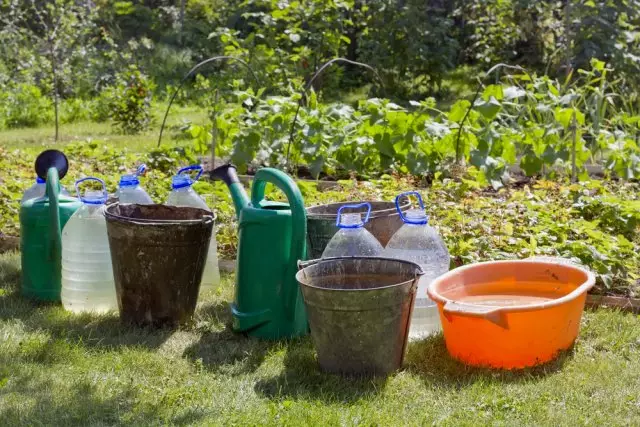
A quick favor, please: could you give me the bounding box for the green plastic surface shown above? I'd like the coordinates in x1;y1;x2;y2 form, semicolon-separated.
20;167;81;301
228;168;308;339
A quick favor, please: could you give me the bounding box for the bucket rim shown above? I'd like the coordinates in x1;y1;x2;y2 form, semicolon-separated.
104;202;216;225
306;200;412;219
296;256;424;293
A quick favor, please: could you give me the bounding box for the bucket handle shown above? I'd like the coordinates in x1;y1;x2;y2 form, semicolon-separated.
395;191;425;222
177;165;203;182
75;177;108;202
336;202;371;227
442;301;509;329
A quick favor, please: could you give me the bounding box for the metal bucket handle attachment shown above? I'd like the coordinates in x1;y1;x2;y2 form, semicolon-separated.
177;165;204;182
336;202;372;227
75;177;108;204
251;168;307;317
395;191;428;224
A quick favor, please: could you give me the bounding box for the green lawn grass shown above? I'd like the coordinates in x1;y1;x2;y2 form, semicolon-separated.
0;103;207;150
1;251;639;426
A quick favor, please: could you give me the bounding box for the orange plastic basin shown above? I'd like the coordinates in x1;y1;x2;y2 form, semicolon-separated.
427;260;595;369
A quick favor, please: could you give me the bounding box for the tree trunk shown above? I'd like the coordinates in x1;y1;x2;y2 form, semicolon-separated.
210;90;219;171
564;0;572;77
179;0;185;45
51;52;59;142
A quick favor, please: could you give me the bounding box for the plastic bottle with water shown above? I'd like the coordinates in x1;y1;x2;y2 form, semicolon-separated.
321;203;384;258
165;165;220;291
61;177;118;313
21;176;70;203
116;164;153;204
384;191;450;339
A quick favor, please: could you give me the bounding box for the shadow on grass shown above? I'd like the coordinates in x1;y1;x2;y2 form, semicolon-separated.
404;333;574;388
254;338;387;403
0;369;205;425
183;301;282;375
0;252;173;353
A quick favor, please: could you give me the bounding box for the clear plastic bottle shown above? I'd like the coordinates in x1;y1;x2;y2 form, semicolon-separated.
21;176;70;203
116;164;153;204
384;191;450;339
165;165;220;291
61;177;118;313
322;202;384;258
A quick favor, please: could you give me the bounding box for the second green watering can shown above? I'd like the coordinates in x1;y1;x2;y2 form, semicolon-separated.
212;164;308;339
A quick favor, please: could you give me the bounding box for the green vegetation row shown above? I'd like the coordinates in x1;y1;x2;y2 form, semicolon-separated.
1;141;638;297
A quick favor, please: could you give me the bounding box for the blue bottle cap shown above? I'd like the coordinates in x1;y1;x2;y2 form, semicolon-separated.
119;174;140;188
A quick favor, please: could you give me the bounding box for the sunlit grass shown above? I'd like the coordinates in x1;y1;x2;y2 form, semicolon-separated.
1;251;639;425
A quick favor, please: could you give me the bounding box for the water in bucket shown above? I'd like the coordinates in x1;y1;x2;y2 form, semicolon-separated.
165;165;220;291
21;176;70;203
116;164;153;204
61;177;118;313
384;191;450;339
321;202;384;258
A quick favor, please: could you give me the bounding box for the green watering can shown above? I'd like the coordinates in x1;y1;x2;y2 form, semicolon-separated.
20;150;81;301
212;164;308;339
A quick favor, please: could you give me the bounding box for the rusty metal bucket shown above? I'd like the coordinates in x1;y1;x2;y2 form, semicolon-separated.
296;257;423;376
306;200;411;259
104;203;214;327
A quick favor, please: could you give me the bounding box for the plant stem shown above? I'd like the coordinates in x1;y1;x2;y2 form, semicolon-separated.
571;110;577;182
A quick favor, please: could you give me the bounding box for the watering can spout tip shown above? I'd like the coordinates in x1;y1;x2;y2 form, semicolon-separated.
210;163;249;215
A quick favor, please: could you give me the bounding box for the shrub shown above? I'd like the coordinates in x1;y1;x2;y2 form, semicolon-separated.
89;88;114;123
109;65;154;134
0;83;53;128
61;98;90;124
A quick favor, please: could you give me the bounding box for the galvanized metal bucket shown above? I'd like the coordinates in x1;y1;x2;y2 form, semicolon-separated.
306;200;411;259
296;257;423;376
105;203;214;327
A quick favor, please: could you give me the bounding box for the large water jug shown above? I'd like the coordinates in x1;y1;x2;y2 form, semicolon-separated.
384;191;450;339
21;176;70;203
61;177;118;313
321;203;384;258
165;165;220;291
116;164;153;204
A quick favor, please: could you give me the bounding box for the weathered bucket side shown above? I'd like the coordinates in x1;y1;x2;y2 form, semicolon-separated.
306;200;411;259
296;257;422;376
105;204;213;327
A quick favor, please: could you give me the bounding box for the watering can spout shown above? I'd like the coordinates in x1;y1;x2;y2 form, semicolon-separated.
210;164;249;219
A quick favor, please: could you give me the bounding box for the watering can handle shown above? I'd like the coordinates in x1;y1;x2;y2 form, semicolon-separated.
251;168;307;317
395;191;425;222
44;168;62;264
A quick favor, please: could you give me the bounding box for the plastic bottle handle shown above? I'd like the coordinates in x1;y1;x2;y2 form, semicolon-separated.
395;191;425;223
136;164;147;176
75;177;107;200
177;165;203;182
335;202;372;227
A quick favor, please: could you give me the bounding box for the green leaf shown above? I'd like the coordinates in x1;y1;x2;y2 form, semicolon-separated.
521;154;543;176
483;85;504;101
475;97;502;120
448;100;471;122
